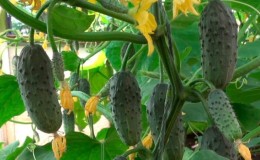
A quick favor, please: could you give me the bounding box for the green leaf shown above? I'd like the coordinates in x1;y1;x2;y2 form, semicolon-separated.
238;39;260;58
0;141;19;160
96;127;128;158
171;14;200;29
232;103;260;131
182;102;208;123
0;75;25;127
18;143;54;160
62;51;80;72
190;150;229;160
7;137;33;160
105;42;123;71
227;84;260;104
84;65;112;95
73;100;87;131
52;5;95;33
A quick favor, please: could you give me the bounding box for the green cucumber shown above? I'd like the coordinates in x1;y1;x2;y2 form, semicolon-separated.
201;125;238;160
207;89;242;141
199;0;238;89
109;71;142;146
17;44;62;133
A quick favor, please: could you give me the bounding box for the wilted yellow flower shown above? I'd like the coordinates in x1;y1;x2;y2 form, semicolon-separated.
129;0;157;56
142;132;153;149
42;39;48;49
85;96;100;116
20;0;45;10
88;0;96;4
173;0;200;19
52;134;66;160
60;81;74;114
128;146;136;160
236;140;252;160
63;44;70;51
10;0;17;5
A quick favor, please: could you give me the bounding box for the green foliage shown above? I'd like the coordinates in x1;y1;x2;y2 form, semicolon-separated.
52;5;95;34
0;75;24;127
62;51;80;72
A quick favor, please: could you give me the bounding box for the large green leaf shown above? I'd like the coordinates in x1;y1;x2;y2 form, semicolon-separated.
96;127;128;158
52;5;95;33
0;141;19;160
0;75;24;127
18;143;54;160
232;103;260;131
238;39;260;58
62;51;80;72
7;137;33;160
84;64;112;95
105;41;123;71
190;150;229;160
18;130;127;160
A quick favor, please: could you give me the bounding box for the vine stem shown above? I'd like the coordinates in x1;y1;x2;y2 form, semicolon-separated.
233;56;260;80
63;0;135;24
9;119;32;125
47;0;59;53
88;114;96;139
222;0;260;16
0;0;146;43
29;0;50;45
188;78;216;91
120;43;131;71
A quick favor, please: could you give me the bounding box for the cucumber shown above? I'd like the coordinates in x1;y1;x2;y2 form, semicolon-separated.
109;71;142;146
199;0;238;89
17;44;62;133
207;89;242;141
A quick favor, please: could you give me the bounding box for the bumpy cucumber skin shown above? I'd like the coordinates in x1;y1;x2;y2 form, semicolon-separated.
63;109;75;134
17;44;62;133
109;71;141;146
147;83;168;141
69;72;79;89
52;52;64;81
12;55;19;76
78;78;90;107
201;125;237;160
207;89;242;141
199;0;238;89
147;84;185;160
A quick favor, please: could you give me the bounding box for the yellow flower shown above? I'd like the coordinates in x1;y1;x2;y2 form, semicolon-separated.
128;146;136;160
173;0;200;19
88;0;96;4
42;39;48;50
60;81;74;114
129;0;157;56
85;96;100;116
142;132;153;149
63;44;70;51
10;0;17;5
20;0;45;10
236;140;252;160
52;134;66;160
